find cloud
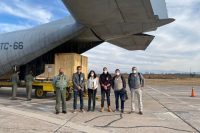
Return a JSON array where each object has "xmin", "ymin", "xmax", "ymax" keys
[
  {"xmin": 0, "ymin": 23, "xmax": 32, "ymax": 33},
  {"xmin": 83, "ymin": 0, "xmax": 200, "ymax": 73},
  {"xmin": 166, "ymin": 0, "xmax": 200, "ymax": 7},
  {"xmin": 0, "ymin": 0, "xmax": 69, "ymax": 33},
  {"xmin": 0, "ymin": 1, "xmax": 53, "ymax": 24}
]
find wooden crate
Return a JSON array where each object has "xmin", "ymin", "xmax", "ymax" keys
[
  {"xmin": 37, "ymin": 64, "xmax": 55, "ymax": 79},
  {"xmin": 54, "ymin": 53, "xmax": 88, "ymax": 81}
]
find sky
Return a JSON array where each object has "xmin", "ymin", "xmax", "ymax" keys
[{"xmin": 0, "ymin": 0, "xmax": 199, "ymax": 74}]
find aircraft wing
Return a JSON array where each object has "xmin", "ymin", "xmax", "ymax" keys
[
  {"xmin": 107, "ymin": 34, "xmax": 155, "ymax": 50},
  {"xmin": 62, "ymin": 0, "xmax": 174, "ymax": 50},
  {"xmin": 63, "ymin": 0, "xmax": 155, "ymax": 25}
]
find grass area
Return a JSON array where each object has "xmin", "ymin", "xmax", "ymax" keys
[{"xmin": 146, "ymin": 78, "xmax": 200, "ymax": 86}]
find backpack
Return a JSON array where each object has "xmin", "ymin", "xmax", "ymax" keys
[{"xmin": 129, "ymin": 72, "xmax": 142, "ymax": 85}]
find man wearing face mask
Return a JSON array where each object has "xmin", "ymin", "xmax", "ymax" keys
[
  {"xmin": 128, "ymin": 67, "xmax": 145, "ymax": 115},
  {"xmin": 53, "ymin": 68, "xmax": 67, "ymax": 114},
  {"xmin": 112, "ymin": 69, "xmax": 126, "ymax": 113},
  {"xmin": 72, "ymin": 66, "xmax": 86, "ymax": 113},
  {"xmin": 99, "ymin": 67, "xmax": 112, "ymax": 112}
]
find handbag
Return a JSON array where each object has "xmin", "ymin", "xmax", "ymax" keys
[
  {"xmin": 121, "ymin": 89, "xmax": 128, "ymax": 102},
  {"xmin": 125, "ymin": 90, "xmax": 128, "ymax": 100}
]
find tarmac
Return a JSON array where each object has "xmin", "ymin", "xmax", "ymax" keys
[{"xmin": 0, "ymin": 83, "xmax": 199, "ymax": 133}]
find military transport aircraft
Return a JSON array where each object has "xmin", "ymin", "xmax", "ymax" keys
[{"xmin": 0, "ymin": 0, "xmax": 174, "ymax": 79}]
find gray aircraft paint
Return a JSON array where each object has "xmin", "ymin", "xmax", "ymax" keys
[
  {"xmin": 0, "ymin": 18, "xmax": 85, "ymax": 76},
  {"xmin": 0, "ymin": 0, "xmax": 174, "ymax": 77}
]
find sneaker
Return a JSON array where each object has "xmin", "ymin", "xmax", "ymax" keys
[
  {"xmin": 129, "ymin": 111, "xmax": 135, "ymax": 114},
  {"xmin": 73, "ymin": 110, "xmax": 77, "ymax": 114},
  {"xmin": 100, "ymin": 107, "xmax": 104, "ymax": 112},
  {"xmin": 56, "ymin": 111, "xmax": 59, "ymax": 115},
  {"xmin": 139, "ymin": 111, "xmax": 143, "ymax": 115},
  {"xmin": 26, "ymin": 99, "xmax": 32, "ymax": 101},
  {"xmin": 11, "ymin": 98, "xmax": 17, "ymax": 100},
  {"xmin": 62, "ymin": 111, "xmax": 67, "ymax": 114},
  {"xmin": 80, "ymin": 109, "xmax": 85, "ymax": 113},
  {"xmin": 114, "ymin": 109, "xmax": 119, "ymax": 112},
  {"xmin": 121, "ymin": 110, "xmax": 124, "ymax": 113},
  {"xmin": 108, "ymin": 106, "xmax": 112, "ymax": 112}
]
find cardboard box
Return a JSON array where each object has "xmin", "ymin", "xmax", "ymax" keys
[{"xmin": 37, "ymin": 53, "xmax": 88, "ymax": 81}]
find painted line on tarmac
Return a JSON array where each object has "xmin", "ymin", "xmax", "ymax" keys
[
  {"xmin": 147, "ymin": 86, "xmax": 171, "ymax": 97},
  {"xmin": 146, "ymin": 86, "xmax": 200, "ymax": 133},
  {"xmin": 166, "ymin": 112, "xmax": 179, "ymax": 119},
  {"xmin": 147, "ymin": 86, "xmax": 188, "ymax": 104},
  {"xmin": 170, "ymin": 96, "xmax": 200, "ymax": 100},
  {"xmin": 1, "ymin": 99, "xmax": 55, "ymax": 109},
  {"xmin": 0, "ymin": 106, "xmax": 109, "ymax": 133},
  {"xmin": 147, "ymin": 86, "xmax": 200, "ymax": 111}
]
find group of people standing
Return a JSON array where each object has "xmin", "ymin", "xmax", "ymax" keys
[
  {"xmin": 53, "ymin": 66, "xmax": 144, "ymax": 115},
  {"xmin": 11, "ymin": 70, "xmax": 34, "ymax": 101}
]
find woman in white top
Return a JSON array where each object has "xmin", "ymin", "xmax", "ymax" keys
[{"xmin": 87, "ymin": 70, "xmax": 99, "ymax": 111}]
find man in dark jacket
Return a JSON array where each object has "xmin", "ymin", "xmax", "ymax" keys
[
  {"xmin": 99, "ymin": 67, "xmax": 112, "ymax": 112},
  {"xmin": 72, "ymin": 66, "xmax": 85, "ymax": 113},
  {"xmin": 112, "ymin": 69, "xmax": 126, "ymax": 113},
  {"xmin": 128, "ymin": 67, "xmax": 145, "ymax": 115}
]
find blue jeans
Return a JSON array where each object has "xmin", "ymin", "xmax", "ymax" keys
[
  {"xmin": 114, "ymin": 90, "xmax": 125, "ymax": 110},
  {"xmin": 73, "ymin": 90, "xmax": 84, "ymax": 110},
  {"xmin": 101, "ymin": 88, "xmax": 111, "ymax": 107},
  {"xmin": 88, "ymin": 89, "xmax": 97, "ymax": 110}
]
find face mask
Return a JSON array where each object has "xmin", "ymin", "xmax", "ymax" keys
[
  {"xmin": 78, "ymin": 70, "xmax": 81, "ymax": 73},
  {"xmin": 59, "ymin": 72, "xmax": 64, "ymax": 75},
  {"xmin": 103, "ymin": 71, "xmax": 107, "ymax": 74},
  {"xmin": 133, "ymin": 70, "xmax": 137, "ymax": 74},
  {"xmin": 116, "ymin": 72, "xmax": 120, "ymax": 76}
]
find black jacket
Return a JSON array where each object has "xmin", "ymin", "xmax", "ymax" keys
[{"xmin": 99, "ymin": 73, "xmax": 112, "ymax": 89}]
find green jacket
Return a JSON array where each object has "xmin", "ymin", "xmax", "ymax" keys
[
  {"xmin": 53, "ymin": 74, "xmax": 67, "ymax": 90},
  {"xmin": 25, "ymin": 74, "xmax": 34, "ymax": 85},
  {"xmin": 11, "ymin": 73, "xmax": 19, "ymax": 84}
]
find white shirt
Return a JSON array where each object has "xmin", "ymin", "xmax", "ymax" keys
[{"xmin": 88, "ymin": 77, "xmax": 99, "ymax": 89}]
